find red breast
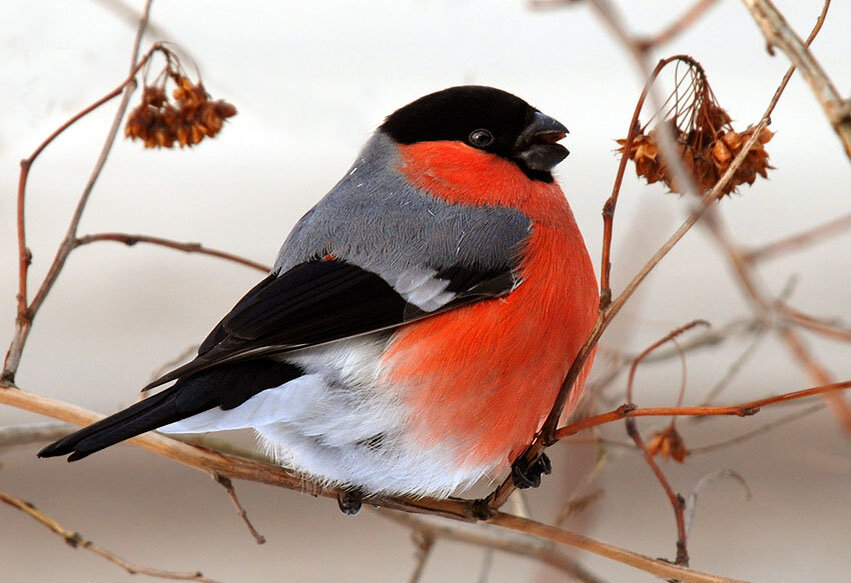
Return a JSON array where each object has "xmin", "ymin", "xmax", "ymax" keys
[{"xmin": 381, "ymin": 142, "xmax": 599, "ymax": 469}]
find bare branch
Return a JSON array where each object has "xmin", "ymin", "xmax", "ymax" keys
[
  {"xmin": 382, "ymin": 511, "xmax": 605, "ymax": 583},
  {"xmin": 2, "ymin": 381, "xmax": 803, "ymax": 582},
  {"xmin": 211, "ymin": 473, "xmax": 266, "ymax": 544},
  {"xmin": 0, "ymin": 490, "xmax": 218, "ymax": 582},
  {"xmin": 489, "ymin": 512, "xmax": 750, "ymax": 583},
  {"xmin": 636, "ymin": 0, "xmax": 721, "ymax": 50},
  {"xmin": 0, "ymin": 421, "xmax": 74, "ymax": 448},
  {"xmin": 741, "ymin": 0, "xmax": 851, "ymax": 158},
  {"xmin": 408, "ymin": 529, "xmax": 436, "ymax": 583},
  {"xmin": 3, "ymin": 0, "xmax": 158, "ymax": 382},
  {"xmin": 75, "ymin": 232, "xmax": 270, "ymax": 273},
  {"xmin": 746, "ymin": 213, "xmax": 851, "ymax": 263}
]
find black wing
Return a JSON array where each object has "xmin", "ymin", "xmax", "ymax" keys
[{"xmin": 143, "ymin": 259, "xmax": 517, "ymax": 390}]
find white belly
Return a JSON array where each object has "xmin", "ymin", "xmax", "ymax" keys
[{"xmin": 161, "ymin": 335, "xmax": 495, "ymax": 497}]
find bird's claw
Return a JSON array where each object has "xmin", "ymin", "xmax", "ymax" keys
[
  {"xmin": 337, "ymin": 488, "xmax": 364, "ymax": 515},
  {"xmin": 510, "ymin": 453, "xmax": 552, "ymax": 489}
]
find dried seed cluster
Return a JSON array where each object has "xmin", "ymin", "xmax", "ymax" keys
[
  {"xmin": 125, "ymin": 75, "xmax": 236, "ymax": 148},
  {"xmin": 618, "ymin": 57, "xmax": 773, "ymax": 196},
  {"xmin": 646, "ymin": 425, "xmax": 688, "ymax": 463}
]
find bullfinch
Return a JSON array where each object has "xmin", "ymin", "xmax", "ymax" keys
[{"xmin": 39, "ymin": 86, "xmax": 599, "ymax": 505}]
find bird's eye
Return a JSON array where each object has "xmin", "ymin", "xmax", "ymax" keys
[{"xmin": 468, "ymin": 129, "xmax": 494, "ymax": 148}]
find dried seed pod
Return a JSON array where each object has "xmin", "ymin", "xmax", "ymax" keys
[
  {"xmin": 617, "ymin": 56, "xmax": 772, "ymax": 196},
  {"xmin": 646, "ymin": 425, "xmax": 688, "ymax": 463},
  {"xmin": 125, "ymin": 50, "xmax": 237, "ymax": 149}
]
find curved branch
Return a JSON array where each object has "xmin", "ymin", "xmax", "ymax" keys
[{"xmin": 75, "ymin": 233, "xmax": 270, "ymax": 273}]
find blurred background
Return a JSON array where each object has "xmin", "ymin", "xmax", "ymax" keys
[{"xmin": 1, "ymin": 1, "xmax": 849, "ymax": 581}]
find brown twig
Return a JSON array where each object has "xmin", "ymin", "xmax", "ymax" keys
[
  {"xmin": 636, "ymin": 0, "xmax": 721, "ymax": 51},
  {"xmin": 598, "ymin": 56, "xmax": 681, "ymax": 309},
  {"xmin": 0, "ymin": 490, "xmax": 217, "ymax": 582},
  {"xmin": 695, "ymin": 317, "xmax": 772, "ymax": 407},
  {"xmin": 554, "ymin": 380, "xmax": 851, "ymax": 441},
  {"xmin": 210, "ymin": 473, "xmax": 266, "ymax": 544},
  {"xmin": 746, "ymin": 213, "xmax": 851, "ymax": 263},
  {"xmin": 624, "ymin": 321, "xmax": 708, "ymax": 566},
  {"xmin": 7, "ymin": 381, "xmax": 827, "ymax": 582},
  {"xmin": 689, "ymin": 403, "xmax": 824, "ymax": 454},
  {"xmin": 408, "ymin": 529, "xmax": 436, "ymax": 583},
  {"xmin": 383, "ymin": 510, "xmax": 605, "ymax": 583},
  {"xmin": 75, "ymin": 232, "xmax": 270, "ymax": 273},
  {"xmin": 0, "ymin": 421, "xmax": 74, "ymax": 448},
  {"xmin": 489, "ymin": 512, "xmax": 749, "ymax": 583},
  {"xmin": 741, "ymin": 0, "xmax": 851, "ymax": 158},
  {"xmin": 3, "ymin": 0, "xmax": 158, "ymax": 383},
  {"xmin": 775, "ymin": 302, "xmax": 851, "ymax": 343}
]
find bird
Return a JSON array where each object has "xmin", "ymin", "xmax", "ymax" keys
[{"xmin": 39, "ymin": 86, "xmax": 599, "ymax": 508}]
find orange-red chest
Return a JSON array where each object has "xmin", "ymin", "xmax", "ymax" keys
[{"xmin": 380, "ymin": 142, "xmax": 599, "ymax": 468}]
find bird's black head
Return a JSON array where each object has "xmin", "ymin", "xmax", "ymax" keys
[{"xmin": 380, "ymin": 85, "xmax": 568, "ymax": 183}]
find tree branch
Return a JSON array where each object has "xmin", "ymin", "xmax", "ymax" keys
[{"xmin": 0, "ymin": 490, "xmax": 217, "ymax": 582}]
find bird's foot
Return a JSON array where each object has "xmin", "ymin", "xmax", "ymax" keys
[
  {"xmin": 510, "ymin": 453, "xmax": 552, "ymax": 489},
  {"xmin": 336, "ymin": 488, "xmax": 364, "ymax": 515}
]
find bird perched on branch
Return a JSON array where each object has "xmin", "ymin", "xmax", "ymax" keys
[{"xmin": 40, "ymin": 86, "xmax": 599, "ymax": 509}]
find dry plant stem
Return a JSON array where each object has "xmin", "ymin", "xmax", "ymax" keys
[
  {"xmin": 408, "ymin": 530, "xmax": 436, "ymax": 583},
  {"xmin": 75, "ymin": 232, "xmax": 270, "ymax": 273},
  {"xmin": 489, "ymin": 513, "xmax": 749, "ymax": 583},
  {"xmin": 210, "ymin": 473, "xmax": 266, "ymax": 544},
  {"xmin": 382, "ymin": 511, "xmax": 605, "ymax": 583},
  {"xmin": 623, "ymin": 321, "xmax": 709, "ymax": 567},
  {"xmin": 746, "ymin": 213, "xmax": 851, "ymax": 263},
  {"xmin": 3, "ymin": 0, "xmax": 156, "ymax": 383},
  {"xmin": 0, "ymin": 491, "xmax": 217, "ymax": 583},
  {"xmin": 598, "ymin": 56, "xmax": 672, "ymax": 308},
  {"xmin": 0, "ymin": 421, "xmax": 74, "ymax": 447},
  {"xmin": 554, "ymin": 380, "xmax": 851, "ymax": 441},
  {"xmin": 707, "ymin": 214, "xmax": 851, "ymax": 431},
  {"xmin": 636, "ymin": 0, "xmax": 720, "ymax": 50},
  {"xmin": 741, "ymin": 0, "xmax": 851, "ymax": 158},
  {"xmin": 776, "ymin": 302, "xmax": 851, "ymax": 343},
  {"xmin": 689, "ymin": 403, "xmax": 823, "ymax": 454},
  {"xmin": 0, "ymin": 383, "xmax": 810, "ymax": 582}
]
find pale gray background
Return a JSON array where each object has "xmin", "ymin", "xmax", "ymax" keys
[{"xmin": 1, "ymin": 1, "xmax": 849, "ymax": 581}]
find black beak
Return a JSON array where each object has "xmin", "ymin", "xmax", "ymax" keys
[{"xmin": 514, "ymin": 111, "xmax": 569, "ymax": 172}]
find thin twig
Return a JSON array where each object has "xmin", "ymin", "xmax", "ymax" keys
[
  {"xmin": 9, "ymin": 381, "xmax": 836, "ymax": 582},
  {"xmin": 636, "ymin": 0, "xmax": 721, "ymax": 50},
  {"xmin": 3, "ymin": 0, "xmax": 158, "ymax": 383},
  {"xmin": 624, "ymin": 321, "xmax": 708, "ymax": 566},
  {"xmin": 75, "ymin": 232, "xmax": 270, "ymax": 273},
  {"xmin": 689, "ymin": 403, "xmax": 824, "ymax": 454},
  {"xmin": 489, "ymin": 512, "xmax": 749, "ymax": 583},
  {"xmin": 746, "ymin": 212, "xmax": 851, "ymax": 263},
  {"xmin": 554, "ymin": 379, "xmax": 851, "ymax": 441},
  {"xmin": 741, "ymin": 0, "xmax": 851, "ymax": 158},
  {"xmin": 408, "ymin": 530, "xmax": 436, "ymax": 583},
  {"xmin": 776, "ymin": 302, "xmax": 851, "ymax": 343},
  {"xmin": 0, "ymin": 491, "xmax": 217, "ymax": 582},
  {"xmin": 0, "ymin": 421, "xmax": 74, "ymax": 447},
  {"xmin": 211, "ymin": 473, "xmax": 266, "ymax": 544},
  {"xmin": 381, "ymin": 511, "xmax": 605, "ymax": 583},
  {"xmin": 696, "ymin": 318, "xmax": 771, "ymax": 407}
]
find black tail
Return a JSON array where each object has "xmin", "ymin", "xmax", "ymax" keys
[{"xmin": 38, "ymin": 358, "xmax": 302, "ymax": 461}]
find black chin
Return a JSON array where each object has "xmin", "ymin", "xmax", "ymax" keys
[{"xmin": 516, "ymin": 143, "xmax": 569, "ymax": 172}]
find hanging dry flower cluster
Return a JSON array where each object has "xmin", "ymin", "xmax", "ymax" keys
[
  {"xmin": 618, "ymin": 56, "xmax": 773, "ymax": 196},
  {"xmin": 125, "ymin": 54, "xmax": 236, "ymax": 149}
]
